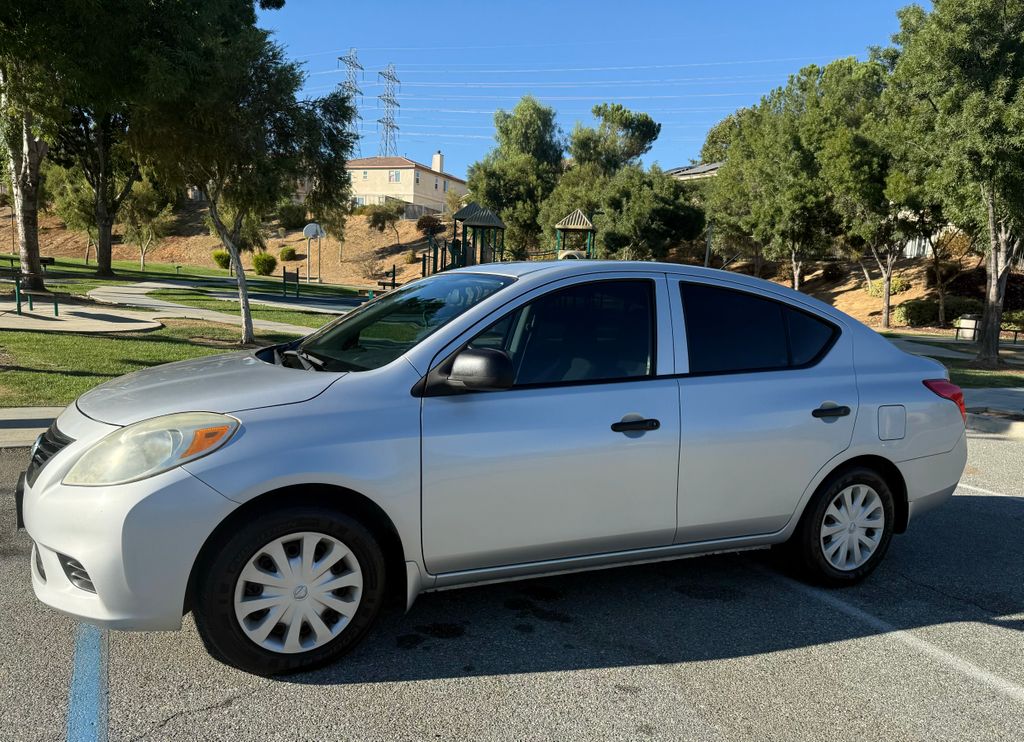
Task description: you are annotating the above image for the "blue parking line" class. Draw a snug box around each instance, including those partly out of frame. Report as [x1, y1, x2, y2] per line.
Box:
[66, 623, 108, 742]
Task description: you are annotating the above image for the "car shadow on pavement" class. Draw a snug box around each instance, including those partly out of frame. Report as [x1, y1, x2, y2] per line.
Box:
[286, 492, 1024, 686]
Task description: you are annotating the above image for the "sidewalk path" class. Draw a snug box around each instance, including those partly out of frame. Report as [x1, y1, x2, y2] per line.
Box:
[888, 337, 974, 360]
[0, 300, 161, 333]
[87, 281, 323, 336]
[887, 335, 1024, 366]
[964, 387, 1024, 414]
[0, 407, 65, 448]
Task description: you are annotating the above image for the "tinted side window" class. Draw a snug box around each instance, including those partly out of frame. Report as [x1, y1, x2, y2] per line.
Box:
[469, 280, 655, 386]
[680, 282, 836, 374]
[787, 308, 836, 365]
[680, 283, 788, 373]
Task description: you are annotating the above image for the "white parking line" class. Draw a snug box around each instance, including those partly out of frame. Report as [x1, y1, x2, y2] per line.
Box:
[957, 482, 1022, 499]
[766, 571, 1024, 705]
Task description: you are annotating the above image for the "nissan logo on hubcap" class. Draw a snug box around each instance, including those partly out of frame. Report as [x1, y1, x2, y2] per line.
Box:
[293, 585, 308, 600]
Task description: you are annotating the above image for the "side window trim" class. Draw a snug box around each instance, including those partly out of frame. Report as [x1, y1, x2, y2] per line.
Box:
[419, 276, 666, 396]
[677, 279, 840, 378]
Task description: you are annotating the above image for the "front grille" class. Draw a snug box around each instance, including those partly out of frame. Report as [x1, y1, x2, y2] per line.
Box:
[58, 554, 95, 593]
[25, 422, 74, 487]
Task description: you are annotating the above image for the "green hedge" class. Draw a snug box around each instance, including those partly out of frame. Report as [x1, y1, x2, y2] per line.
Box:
[1003, 309, 1024, 330]
[865, 275, 911, 297]
[211, 249, 231, 270]
[892, 296, 982, 327]
[277, 201, 307, 230]
[279, 246, 297, 261]
[252, 252, 277, 276]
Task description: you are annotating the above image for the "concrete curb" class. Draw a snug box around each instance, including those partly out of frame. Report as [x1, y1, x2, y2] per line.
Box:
[0, 406, 64, 449]
[965, 408, 1024, 439]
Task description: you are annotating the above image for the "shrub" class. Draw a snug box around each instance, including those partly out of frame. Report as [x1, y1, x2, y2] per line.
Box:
[821, 262, 846, 283]
[892, 296, 982, 327]
[211, 249, 231, 270]
[360, 254, 384, 280]
[406, 247, 419, 264]
[276, 200, 307, 230]
[252, 251, 277, 276]
[416, 213, 443, 236]
[866, 275, 911, 297]
[1003, 309, 1024, 330]
[279, 246, 297, 261]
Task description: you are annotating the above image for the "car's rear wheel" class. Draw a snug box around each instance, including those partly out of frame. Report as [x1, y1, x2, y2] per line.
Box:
[789, 467, 895, 585]
[193, 507, 386, 675]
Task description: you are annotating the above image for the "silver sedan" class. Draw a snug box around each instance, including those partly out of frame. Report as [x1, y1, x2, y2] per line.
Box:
[20, 261, 967, 674]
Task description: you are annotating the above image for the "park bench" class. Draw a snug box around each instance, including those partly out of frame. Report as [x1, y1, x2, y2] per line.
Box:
[8, 274, 59, 316]
[39, 256, 55, 272]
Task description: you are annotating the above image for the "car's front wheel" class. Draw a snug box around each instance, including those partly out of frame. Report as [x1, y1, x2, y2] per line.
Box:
[789, 467, 895, 585]
[193, 506, 386, 675]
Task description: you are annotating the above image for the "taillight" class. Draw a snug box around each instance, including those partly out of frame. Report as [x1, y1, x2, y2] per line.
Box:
[923, 379, 966, 423]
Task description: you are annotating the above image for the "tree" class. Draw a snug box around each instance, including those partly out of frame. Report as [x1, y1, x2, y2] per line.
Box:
[152, 15, 355, 344]
[809, 58, 908, 327]
[121, 177, 172, 269]
[537, 162, 608, 249]
[365, 201, 404, 248]
[46, 164, 98, 263]
[468, 96, 564, 253]
[596, 165, 704, 260]
[702, 108, 771, 275]
[889, 0, 1024, 364]
[568, 103, 661, 175]
[0, 12, 60, 290]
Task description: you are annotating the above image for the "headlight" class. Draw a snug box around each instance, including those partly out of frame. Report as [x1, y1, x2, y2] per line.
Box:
[63, 412, 239, 486]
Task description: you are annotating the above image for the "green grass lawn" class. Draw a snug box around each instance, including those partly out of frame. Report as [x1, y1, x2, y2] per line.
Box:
[941, 359, 1024, 389]
[148, 287, 336, 329]
[0, 321, 295, 407]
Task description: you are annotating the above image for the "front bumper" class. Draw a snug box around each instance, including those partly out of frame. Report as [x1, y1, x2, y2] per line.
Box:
[24, 466, 237, 631]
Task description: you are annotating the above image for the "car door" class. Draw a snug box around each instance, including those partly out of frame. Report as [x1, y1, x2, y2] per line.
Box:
[671, 279, 858, 543]
[420, 274, 680, 575]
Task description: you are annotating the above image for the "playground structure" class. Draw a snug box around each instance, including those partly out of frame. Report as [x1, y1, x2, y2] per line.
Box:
[554, 208, 596, 259]
[417, 203, 597, 280]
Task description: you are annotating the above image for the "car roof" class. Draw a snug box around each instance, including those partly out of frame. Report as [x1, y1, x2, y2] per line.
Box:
[446, 260, 854, 326]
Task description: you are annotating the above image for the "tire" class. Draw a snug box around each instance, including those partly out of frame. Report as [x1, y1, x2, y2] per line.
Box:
[193, 506, 386, 675]
[787, 466, 895, 586]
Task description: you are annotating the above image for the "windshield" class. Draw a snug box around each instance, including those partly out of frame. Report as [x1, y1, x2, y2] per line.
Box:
[299, 272, 515, 371]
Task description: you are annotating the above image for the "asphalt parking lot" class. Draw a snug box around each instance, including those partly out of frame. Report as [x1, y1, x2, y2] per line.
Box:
[2, 431, 1022, 742]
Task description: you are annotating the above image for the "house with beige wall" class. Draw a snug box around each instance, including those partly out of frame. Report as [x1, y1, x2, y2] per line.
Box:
[346, 151, 467, 218]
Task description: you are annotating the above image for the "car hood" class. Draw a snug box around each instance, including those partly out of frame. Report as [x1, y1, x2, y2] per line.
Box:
[76, 351, 343, 426]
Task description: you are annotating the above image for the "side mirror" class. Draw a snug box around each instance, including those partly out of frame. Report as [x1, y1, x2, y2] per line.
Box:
[448, 348, 514, 391]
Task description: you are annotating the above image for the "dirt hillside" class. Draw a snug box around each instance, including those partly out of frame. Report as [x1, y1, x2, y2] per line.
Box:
[0, 202, 434, 288]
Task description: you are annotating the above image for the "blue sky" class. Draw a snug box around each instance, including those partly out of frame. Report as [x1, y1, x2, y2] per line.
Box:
[258, 1, 914, 179]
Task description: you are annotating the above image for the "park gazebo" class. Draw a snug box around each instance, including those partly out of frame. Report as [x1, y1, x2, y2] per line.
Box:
[555, 208, 596, 258]
[452, 201, 506, 266]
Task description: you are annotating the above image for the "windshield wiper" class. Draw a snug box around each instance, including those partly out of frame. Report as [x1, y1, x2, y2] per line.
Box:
[282, 348, 327, 371]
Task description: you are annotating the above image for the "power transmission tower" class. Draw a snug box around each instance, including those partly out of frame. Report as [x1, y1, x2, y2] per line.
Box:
[376, 64, 400, 157]
[337, 48, 363, 155]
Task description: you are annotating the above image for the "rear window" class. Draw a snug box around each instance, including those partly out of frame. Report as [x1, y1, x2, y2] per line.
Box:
[680, 282, 836, 375]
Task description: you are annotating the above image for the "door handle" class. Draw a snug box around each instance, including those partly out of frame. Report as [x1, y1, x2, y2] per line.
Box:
[611, 418, 660, 433]
[812, 405, 851, 419]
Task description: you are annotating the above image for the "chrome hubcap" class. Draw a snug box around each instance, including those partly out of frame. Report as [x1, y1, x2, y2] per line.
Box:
[233, 532, 363, 654]
[820, 484, 884, 571]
